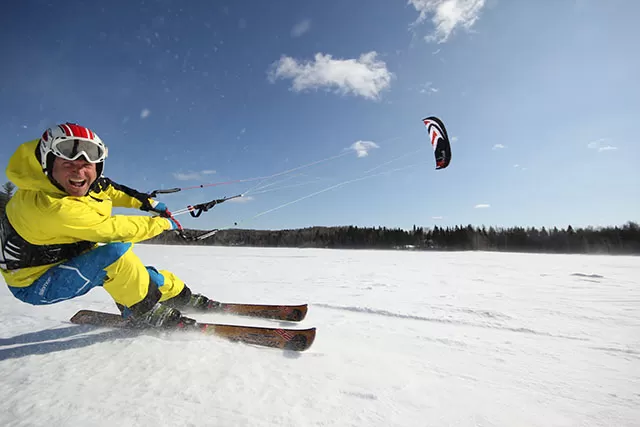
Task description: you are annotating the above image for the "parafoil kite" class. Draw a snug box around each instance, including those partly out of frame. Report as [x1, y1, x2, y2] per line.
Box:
[422, 116, 452, 170]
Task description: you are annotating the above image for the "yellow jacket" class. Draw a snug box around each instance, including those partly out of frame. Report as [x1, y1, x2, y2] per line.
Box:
[1, 139, 172, 288]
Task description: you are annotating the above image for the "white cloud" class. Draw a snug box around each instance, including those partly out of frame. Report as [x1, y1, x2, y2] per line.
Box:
[474, 203, 490, 209]
[173, 170, 217, 181]
[291, 19, 311, 37]
[492, 143, 505, 150]
[350, 141, 379, 157]
[268, 52, 393, 100]
[419, 82, 439, 94]
[588, 138, 618, 152]
[140, 109, 151, 119]
[513, 164, 519, 168]
[432, 216, 444, 220]
[408, 0, 486, 43]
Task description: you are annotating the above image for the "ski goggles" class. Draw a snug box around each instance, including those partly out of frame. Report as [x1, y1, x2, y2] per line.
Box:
[51, 138, 108, 163]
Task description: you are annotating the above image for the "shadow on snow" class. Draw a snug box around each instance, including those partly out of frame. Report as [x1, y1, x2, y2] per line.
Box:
[0, 325, 138, 361]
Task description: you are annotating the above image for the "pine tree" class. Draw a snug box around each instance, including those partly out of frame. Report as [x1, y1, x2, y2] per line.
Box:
[0, 181, 15, 216]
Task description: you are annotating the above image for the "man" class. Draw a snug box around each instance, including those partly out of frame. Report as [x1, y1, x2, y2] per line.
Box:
[0, 122, 214, 328]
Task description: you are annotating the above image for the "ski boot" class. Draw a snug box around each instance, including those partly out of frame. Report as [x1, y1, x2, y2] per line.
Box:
[161, 286, 221, 313]
[133, 302, 194, 328]
[186, 293, 222, 311]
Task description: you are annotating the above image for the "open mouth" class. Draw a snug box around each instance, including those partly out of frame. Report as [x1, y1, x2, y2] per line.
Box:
[69, 178, 87, 188]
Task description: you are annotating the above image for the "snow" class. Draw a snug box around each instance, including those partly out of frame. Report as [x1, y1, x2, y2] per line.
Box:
[1, 245, 638, 426]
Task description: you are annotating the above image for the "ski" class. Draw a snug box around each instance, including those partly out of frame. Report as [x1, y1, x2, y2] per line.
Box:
[206, 302, 308, 322]
[69, 310, 316, 351]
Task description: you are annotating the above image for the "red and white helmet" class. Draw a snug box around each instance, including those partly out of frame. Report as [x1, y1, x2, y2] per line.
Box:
[39, 123, 108, 176]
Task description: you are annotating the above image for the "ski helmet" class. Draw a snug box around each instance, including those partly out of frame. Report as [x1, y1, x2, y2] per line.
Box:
[39, 122, 108, 177]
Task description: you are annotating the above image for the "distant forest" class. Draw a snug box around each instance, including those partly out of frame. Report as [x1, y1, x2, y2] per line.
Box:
[0, 182, 15, 215]
[1, 182, 638, 254]
[147, 222, 640, 255]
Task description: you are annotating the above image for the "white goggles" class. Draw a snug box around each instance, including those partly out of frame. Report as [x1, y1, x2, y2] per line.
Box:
[51, 138, 107, 163]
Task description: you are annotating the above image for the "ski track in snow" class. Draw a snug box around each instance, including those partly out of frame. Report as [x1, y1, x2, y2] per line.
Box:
[315, 303, 589, 341]
[571, 273, 605, 279]
[0, 246, 639, 426]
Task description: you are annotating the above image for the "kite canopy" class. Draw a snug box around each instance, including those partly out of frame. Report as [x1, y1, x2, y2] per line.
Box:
[422, 116, 452, 170]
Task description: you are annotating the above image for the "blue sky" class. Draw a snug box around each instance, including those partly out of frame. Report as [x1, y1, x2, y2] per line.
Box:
[2, 0, 639, 232]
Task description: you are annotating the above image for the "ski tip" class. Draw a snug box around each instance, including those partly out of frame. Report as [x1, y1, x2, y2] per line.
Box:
[288, 305, 308, 322]
[285, 327, 316, 352]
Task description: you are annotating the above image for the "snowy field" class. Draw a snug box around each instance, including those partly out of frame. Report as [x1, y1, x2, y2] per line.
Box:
[0, 245, 638, 427]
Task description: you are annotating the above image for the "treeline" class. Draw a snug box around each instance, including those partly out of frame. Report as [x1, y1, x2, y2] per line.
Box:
[148, 222, 640, 255]
[1, 181, 638, 254]
[0, 182, 15, 214]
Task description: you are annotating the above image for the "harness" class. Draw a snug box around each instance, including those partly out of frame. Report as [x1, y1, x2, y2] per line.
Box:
[0, 213, 94, 270]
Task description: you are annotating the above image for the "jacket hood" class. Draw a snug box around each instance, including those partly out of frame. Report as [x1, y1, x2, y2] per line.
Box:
[6, 139, 67, 197]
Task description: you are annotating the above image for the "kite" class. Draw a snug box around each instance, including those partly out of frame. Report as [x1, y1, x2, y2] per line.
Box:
[422, 116, 452, 170]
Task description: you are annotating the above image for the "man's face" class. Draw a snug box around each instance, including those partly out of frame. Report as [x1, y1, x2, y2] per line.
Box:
[50, 156, 98, 197]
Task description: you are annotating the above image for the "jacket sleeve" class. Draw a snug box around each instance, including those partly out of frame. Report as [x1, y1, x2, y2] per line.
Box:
[94, 177, 155, 211]
[49, 199, 172, 243]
